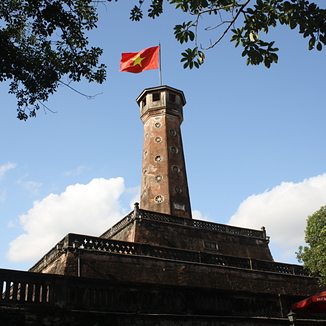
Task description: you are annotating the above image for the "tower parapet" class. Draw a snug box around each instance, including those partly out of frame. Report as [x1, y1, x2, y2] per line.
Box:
[136, 85, 192, 218]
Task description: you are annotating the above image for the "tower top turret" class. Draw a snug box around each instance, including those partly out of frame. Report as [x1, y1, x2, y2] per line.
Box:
[136, 85, 186, 123]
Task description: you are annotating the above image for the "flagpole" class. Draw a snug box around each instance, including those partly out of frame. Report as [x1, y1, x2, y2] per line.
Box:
[159, 43, 162, 86]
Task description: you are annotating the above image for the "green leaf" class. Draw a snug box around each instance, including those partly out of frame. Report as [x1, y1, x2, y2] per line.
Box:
[130, 5, 143, 21]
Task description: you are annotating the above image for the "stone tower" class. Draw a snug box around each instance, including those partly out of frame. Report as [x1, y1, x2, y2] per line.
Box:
[136, 85, 192, 218]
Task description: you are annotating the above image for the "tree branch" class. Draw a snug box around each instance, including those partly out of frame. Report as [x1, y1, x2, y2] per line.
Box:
[200, 0, 251, 50]
[59, 80, 103, 100]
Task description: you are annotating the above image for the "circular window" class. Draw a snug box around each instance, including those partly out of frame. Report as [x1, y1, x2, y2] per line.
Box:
[170, 146, 178, 154]
[155, 195, 164, 203]
[155, 175, 163, 182]
[175, 186, 182, 193]
[154, 155, 162, 163]
[154, 122, 162, 128]
[172, 165, 180, 173]
[169, 129, 177, 136]
[154, 136, 162, 143]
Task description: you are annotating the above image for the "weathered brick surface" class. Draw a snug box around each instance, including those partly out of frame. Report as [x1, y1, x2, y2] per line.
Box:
[107, 218, 273, 261]
[37, 249, 319, 297]
[104, 220, 136, 243]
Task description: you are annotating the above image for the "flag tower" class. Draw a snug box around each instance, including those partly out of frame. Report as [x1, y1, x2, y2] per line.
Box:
[136, 85, 192, 218]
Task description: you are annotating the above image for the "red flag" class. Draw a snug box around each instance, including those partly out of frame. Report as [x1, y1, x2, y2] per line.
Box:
[119, 46, 159, 73]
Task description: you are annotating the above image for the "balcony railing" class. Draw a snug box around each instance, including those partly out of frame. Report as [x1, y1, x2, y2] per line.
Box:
[64, 233, 309, 276]
[0, 267, 316, 321]
[101, 207, 266, 240]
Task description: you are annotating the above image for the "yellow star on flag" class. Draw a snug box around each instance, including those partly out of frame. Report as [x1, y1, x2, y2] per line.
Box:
[119, 46, 159, 73]
[132, 54, 145, 67]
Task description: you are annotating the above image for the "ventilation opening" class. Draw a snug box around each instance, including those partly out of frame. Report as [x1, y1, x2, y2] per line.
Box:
[152, 92, 160, 101]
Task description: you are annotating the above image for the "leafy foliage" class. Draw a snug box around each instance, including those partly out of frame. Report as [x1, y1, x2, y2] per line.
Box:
[128, 0, 326, 69]
[181, 47, 205, 68]
[0, 0, 106, 120]
[3, 0, 326, 120]
[297, 206, 326, 285]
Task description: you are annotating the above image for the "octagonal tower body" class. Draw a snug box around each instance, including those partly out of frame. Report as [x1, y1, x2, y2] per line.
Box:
[137, 86, 192, 218]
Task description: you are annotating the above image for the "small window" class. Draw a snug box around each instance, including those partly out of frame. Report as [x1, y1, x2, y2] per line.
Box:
[204, 241, 218, 251]
[173, 202, 185, 211]
[169, 93, 176, 102]
[152, 92, 160, 101]
[142, 97, 146, 107]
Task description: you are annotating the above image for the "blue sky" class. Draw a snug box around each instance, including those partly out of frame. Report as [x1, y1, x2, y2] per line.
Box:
[1, 1, 326, 271]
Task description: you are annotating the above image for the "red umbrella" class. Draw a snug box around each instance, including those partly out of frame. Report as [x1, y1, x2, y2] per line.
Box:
[292, 291, 326, 313]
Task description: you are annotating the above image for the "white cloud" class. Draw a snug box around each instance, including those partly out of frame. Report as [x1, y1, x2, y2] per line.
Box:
[17, 180, 43, 196]
[63, 166, 88, 176]
[0, 162, 16, 181]
[7, 177, 128, 263]
[9, 172, 326, 266]
[7, 221, 15, 228]
[126, 186, 140, 211]
[229, 174, 326, 263]
[0, 162, 16, 203]
[192, 210, 210, 221]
